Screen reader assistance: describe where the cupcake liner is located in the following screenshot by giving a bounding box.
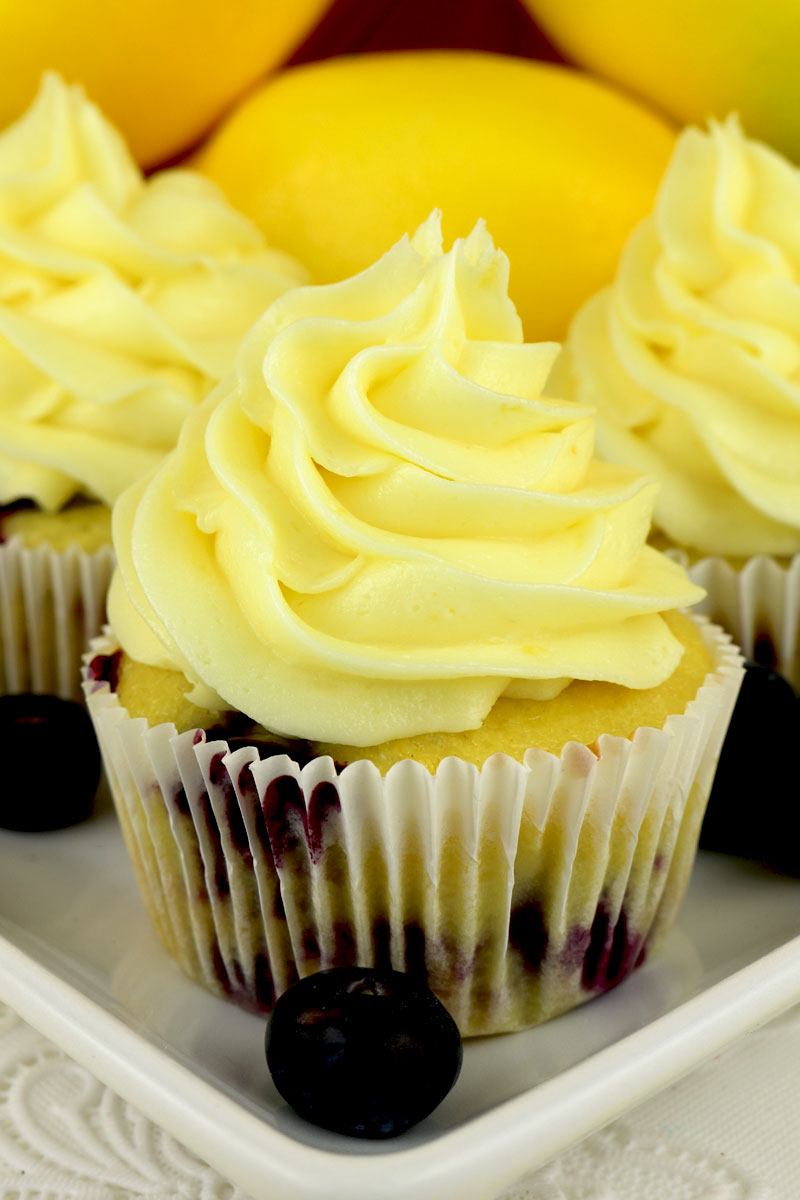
[677,551,800,690]
[83,617,743,1037]
[1,536,115,700]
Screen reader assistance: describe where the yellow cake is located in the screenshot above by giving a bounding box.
[1,501,111,553]
[112,608,712,768]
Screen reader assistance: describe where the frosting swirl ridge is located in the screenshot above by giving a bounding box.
[0,73,308,511]
[555,117,800,557]
[109,214,702,744]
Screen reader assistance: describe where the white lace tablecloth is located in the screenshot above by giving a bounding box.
[0,999,798,1200]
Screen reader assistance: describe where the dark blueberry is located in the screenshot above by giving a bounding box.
[0,694,101,831]
[265,966,462,1139]
[700,661,799,875]
[509,899,548,972]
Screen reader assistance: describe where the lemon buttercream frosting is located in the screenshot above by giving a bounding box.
[554,117,800,558]
[108,214,703,745]
[0,72,307,512]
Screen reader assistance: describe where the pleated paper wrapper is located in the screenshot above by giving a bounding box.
[682,552,800,691]
[83,617,742,1037]
[1,536,115,700]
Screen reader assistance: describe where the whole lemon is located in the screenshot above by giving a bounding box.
[198,51,675,341]
[0,0,330,168]
[522,0,800,163]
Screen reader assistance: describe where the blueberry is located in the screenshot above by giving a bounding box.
[700,661,799,875]
[265,966,463,1138]
[0,694,101,831]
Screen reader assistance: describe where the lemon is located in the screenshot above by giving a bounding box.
[0,0,330,167]
[198,51,675,341]
[523,0,800,163]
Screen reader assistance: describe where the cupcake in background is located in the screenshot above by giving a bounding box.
[85,214,742,1035]
[552,116,800,687]
[0,72,308,699]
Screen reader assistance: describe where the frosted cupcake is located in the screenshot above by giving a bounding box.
[85,215,741,1035]
[553,117,800,687]
[0,73,307,698]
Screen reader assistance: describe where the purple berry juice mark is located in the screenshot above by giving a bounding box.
[230,957,246,989]
[168,783,208,890]
[237,761,256,795]
[372,917,392,971]
[605,911,631,983]
[172,784,191,818]
[220,956,276,1015]
[560,923,591,973]
[212,861,230,899]
[307,780,341,862]
[508,900,549,972]
[403,922,427,981]
[237,765,278,875]
[86,650,122,692]
[581,907,610,988]
[208,751,251,864]
[262,774,308,868]
[333,921,357,965]
[301,927,321,961]
[581,905,641,992]
[211,943,232,995]
[194,785,229,899]
[254,951,276,1009]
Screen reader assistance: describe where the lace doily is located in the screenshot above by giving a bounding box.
[0,1000,796,1200]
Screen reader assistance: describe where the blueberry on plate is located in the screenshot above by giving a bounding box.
[265,966,463,1138]
[700,661,799,875]
[0,694,101,831]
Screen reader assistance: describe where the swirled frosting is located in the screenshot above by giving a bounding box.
[109,213,703,745]
[554,117,800,558]
[0,73,307,511]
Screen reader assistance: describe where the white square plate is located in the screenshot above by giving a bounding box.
[1,791,799,1200]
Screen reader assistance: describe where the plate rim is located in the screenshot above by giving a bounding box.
[1,906,799,1200]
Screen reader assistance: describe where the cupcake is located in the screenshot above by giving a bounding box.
[85,215,742,1036]
[0,72,307,699]
[552,116,800,688]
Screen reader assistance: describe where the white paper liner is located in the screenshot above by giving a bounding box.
[82,617,743,1037]
[675,551,800,691]
[1,536,115,700]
